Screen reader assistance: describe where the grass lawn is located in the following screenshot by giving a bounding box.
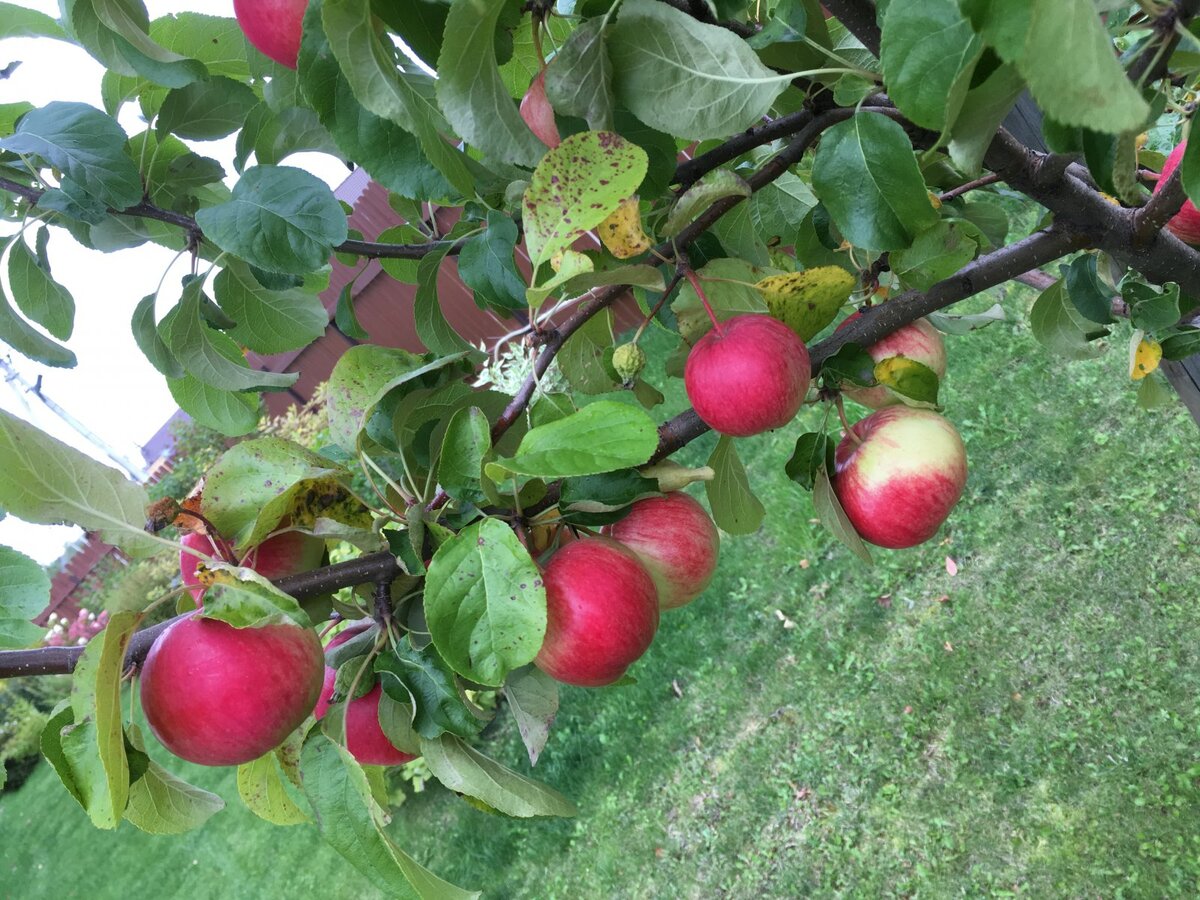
[3,282,1200,898]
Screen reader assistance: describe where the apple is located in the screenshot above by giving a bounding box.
[313,623,417,766]
[180,529,324,605]
[140,615,324,766]
[233,0,307,69]
[837,312,947,409]
[535,537,659,687]
[520,70,561,149]
[603,492,719,610]
[831,406,967,549]
[684,313,811,437]
[1154,142,1200,244]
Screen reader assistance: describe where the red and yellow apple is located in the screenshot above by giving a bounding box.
[603,492,719,610]
[313,623,417,767]
[535,537,659,687]
[233,0,307,69]
[831,406,967,549]
[139,615,324,766]
[1154,142,1200,245]
[684,313,811,437]
[837,313,947,409]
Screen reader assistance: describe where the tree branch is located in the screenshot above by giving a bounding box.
[1134,163,1186,242]
[0,551,402,679]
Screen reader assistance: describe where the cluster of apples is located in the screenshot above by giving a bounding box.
[683,310,967,550]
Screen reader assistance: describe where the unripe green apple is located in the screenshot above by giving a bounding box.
[140,615,324,766]
[831,406,967,549]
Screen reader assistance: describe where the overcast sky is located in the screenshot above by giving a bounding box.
[0,1,348,563]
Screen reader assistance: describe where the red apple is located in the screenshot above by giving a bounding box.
[140,615,324,766]
[684,313,811,437]
[233,0,307,69]
[535,537,659,687]
[603,492,719,610]
[1154,142,1200,244]
[520,70,561,149]
[179,531,234,604]
[239,530,326,581]
[313,623,417,766]
[831,406,967,550]
[836,312,947,409]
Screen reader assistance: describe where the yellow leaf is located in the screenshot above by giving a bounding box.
[755,266,856,341]
[1129,331,1162,380]
[597,196,651,259]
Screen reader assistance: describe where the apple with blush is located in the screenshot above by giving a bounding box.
[1153,142,1200,245]
[603,492,719,610]
[836,313,947,410]
[180,529,324,604]
[684,313,811,437]
[233,0,307,69]
[179,531,234,604]
[313,623,418,766]
[831,406,967,550]
[139,614,324,766]
[535,537,659,687]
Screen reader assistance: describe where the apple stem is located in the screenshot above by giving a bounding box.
[632,267,686,343]
[683,268,725,335]
[835,395,862,447]
[373,578,394,630]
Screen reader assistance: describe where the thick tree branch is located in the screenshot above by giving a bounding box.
[0,552,402,679]
[1134,164,1186,242]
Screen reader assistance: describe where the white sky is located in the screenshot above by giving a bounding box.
[0,1,349,563]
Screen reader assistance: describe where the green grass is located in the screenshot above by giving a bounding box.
[5,283,1200,897]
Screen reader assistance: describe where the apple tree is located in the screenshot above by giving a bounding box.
[1,0,1199,893]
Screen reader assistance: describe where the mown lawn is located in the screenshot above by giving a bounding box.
[3,282,1200,898]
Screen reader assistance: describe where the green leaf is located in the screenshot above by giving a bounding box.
[880,0,981,132]
[156,75,258,140]
[6,229,75,341]
[525,249,594,308]
[167,277,299,392]
[238,751,309,826]
[297,0,450,201]
[544,17,614,131]
[609,0,792,140]
[494,400,658,479]
[1126,282,1183,333]
[821,342,877,387]
[0,101,142,209]
[889,221,979,291]
[875,356,940,408]
[130,293,183,378]
[1180,137,1200,217]
[927,302,1006,334]
[202,436,345,550]
[60,610,139,829]
[705,436,764,535]
[213,259,330,355]
[41,701,83,806]
[195,165,348,275]
[1062,255,1114,325]
[0,270,76,369]
[1137,370,1174,408]
[558,309,617,394]
[436,0,545,167]
[0,1,68,40]
[301,735,481,899]
[166,372,262,437]
[947,63,1024,176]
[671,257,768,343]
[88,0,209,87]
[0,544,51,650]
[813,467,872,565]
[325,345,468,450]
[376,692,421,756]
[438,407,492,505]
[522,130,648,270]
[374,638,483,740]
[415,245,472,356]
[334,282,368,340]
[456,213,527,314]
[200,564,315,629]
[0,101,34,137]
[322,0,474,197]
[1160,328,1200,360]
[420,732,576,818]
[1030,279,1107,360]
[425,518,546,686]
[784,431,833,492]
[125,725,225,834]
[811,112,940,251]
[665,169,752,237]
[0,408,159,556]
[712,200,768,267]
[504,665,559,766]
